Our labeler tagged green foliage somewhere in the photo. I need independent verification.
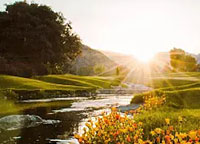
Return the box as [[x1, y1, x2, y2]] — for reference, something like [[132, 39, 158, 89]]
[[170, 48, 197, 72], [0, 92, 18, 115], [0, 2, 81, 77], [116, 66, 120, 76], [76, 66, 94, 76], [197, 64, 200, 72], [93, 64, 105, 75]]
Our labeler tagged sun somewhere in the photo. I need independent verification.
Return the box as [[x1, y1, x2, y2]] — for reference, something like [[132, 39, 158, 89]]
[[133, 51, 155, 63]]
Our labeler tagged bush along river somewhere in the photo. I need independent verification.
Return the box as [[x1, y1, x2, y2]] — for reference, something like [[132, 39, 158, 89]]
[[0, 85, 151, 144]]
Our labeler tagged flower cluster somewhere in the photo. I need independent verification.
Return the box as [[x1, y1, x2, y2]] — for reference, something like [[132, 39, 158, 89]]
[[75, 109, 200, 144], [149, 117, 200, 144], [75, 107, 144, 144], [128, 95, 166, 115], [74, 93, 199, 144], [143, 95, 166, 110]]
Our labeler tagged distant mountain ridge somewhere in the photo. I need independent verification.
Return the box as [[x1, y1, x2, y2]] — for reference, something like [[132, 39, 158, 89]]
[[102, 50, 200, 65], [70, 47, 199, 76], [69, 45, 117, 75], [101, 50, 137, 68], [101, 50, 200, 73]]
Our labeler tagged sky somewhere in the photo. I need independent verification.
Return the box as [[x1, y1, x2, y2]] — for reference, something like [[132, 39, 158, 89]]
[[0, 0, 200, 60]]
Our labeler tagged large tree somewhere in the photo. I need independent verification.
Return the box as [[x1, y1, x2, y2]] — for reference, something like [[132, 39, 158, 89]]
[[0, 2, 81, 76], [170, 48, 197, 72]]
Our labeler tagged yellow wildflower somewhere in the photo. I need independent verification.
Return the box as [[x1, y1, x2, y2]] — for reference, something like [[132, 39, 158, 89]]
[[178, 116, 183, 122], [111, 107, 117, 111], [155, 128, 162, 134], [179, 133, 187, 139], [138, 138, 143, 144], [165, 118, 170, 125], [138, 122, 143, 126], [150, 131, 156, 136], [188, 130, 197, 140]]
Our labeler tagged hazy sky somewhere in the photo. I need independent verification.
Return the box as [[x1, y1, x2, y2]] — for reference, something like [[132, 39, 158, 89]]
[[1, 0, 200, 59]]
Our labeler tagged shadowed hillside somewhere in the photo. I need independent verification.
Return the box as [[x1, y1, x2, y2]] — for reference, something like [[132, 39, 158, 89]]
[[69, 45, 117, 75]]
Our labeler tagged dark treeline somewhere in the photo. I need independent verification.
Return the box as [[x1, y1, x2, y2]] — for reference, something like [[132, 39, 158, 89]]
[[170, 48, 199, 72], [0, 2, 81, 77]]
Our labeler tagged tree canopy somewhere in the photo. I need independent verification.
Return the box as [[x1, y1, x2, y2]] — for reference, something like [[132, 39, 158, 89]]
[[0, 2, 81, 77], [170, 48, 197, 72]]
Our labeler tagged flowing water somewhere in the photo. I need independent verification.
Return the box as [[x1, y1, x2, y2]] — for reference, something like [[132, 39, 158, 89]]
[[0, 94, 138, 144]]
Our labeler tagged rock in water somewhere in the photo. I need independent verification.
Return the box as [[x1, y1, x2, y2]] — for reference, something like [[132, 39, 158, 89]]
[[117, 104, 141, 113], [0, 115, 60, 131], [49, 139, 79, 144]]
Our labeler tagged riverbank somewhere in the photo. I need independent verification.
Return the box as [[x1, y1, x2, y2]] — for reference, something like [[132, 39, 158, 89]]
[[0, 74, 122, 99], [0, 74, 123, 115], [0, 94, 136, 143], [73, 73, 200, 144]]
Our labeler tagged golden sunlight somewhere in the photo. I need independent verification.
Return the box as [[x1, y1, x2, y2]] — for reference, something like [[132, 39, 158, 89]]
[[133, 51, 155, 63]]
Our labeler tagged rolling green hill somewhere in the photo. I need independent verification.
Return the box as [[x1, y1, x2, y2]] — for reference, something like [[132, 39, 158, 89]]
[[0, 75, 90, 90], [0, 74, 120, 91], [131, 72, 200, 136], [131, 72, 200, 108], [0, 74, 121, 101], [33, 74, 118, 89]]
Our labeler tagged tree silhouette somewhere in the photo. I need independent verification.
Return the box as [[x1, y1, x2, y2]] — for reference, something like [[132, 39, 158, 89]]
[[0, 2, 81, 76], [170, 48, 197, 72]]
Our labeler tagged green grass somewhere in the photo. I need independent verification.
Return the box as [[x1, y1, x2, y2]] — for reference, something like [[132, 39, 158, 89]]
[[0, 75, 91, 90], [0, 74, 122, 115], [131, 72, 200, 105], [147, 78, 196, 88], [134, 106, 200, 139], [143, 72, 200, 88], [0, 91, 72, 115], [159, 72, 200, 78], [131, 72, 200, 137], [34, 74, 117, 89], [0, 74, 121, 102], [0, 74, 120, 91], [160, 81, 200, 91], [131, 84, 200, 107], [62, 74, 121, 88]]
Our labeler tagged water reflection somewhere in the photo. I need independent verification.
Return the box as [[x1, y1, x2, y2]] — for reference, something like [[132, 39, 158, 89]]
[[0, 94, 133, 144], [18, 107, 86, 144]]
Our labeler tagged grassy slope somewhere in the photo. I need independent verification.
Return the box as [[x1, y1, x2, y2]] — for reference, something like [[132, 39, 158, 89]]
[[0, 94, 72, 115], [0, 75, 91, 90], [131, 72, 200, 105], [147, 78, 196, 88], [0, 74, 120, 115], [134, 107, 200, 138], [0, 74, 118, 90], [132, 72, 200, 137], [34, 74, 117, 89], [146, 72, 200, 88]]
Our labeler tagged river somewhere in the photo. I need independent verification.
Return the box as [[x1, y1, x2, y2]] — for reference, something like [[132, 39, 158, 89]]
[[0, 94, 138, 144]]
